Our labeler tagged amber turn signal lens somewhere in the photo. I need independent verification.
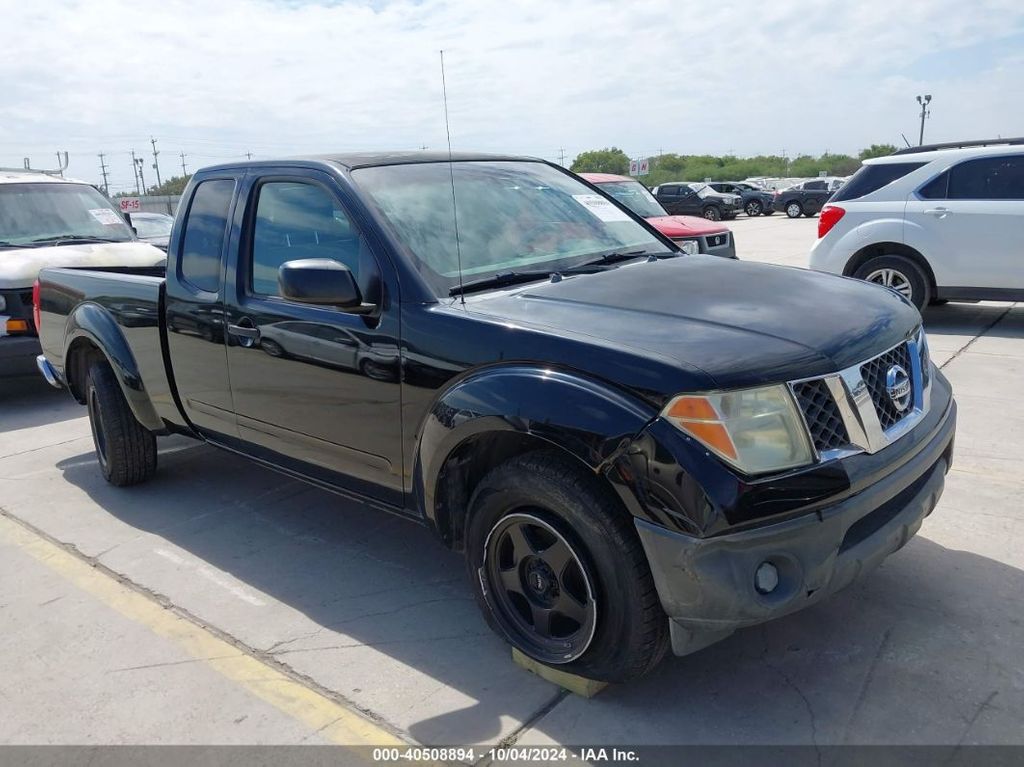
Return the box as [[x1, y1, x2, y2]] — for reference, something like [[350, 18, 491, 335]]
[[666, 396, 718, 421], [5, 319, 30, 334], [665, 395, 740, 460]]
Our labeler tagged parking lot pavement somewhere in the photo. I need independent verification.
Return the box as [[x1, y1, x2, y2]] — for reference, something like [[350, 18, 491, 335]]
[[1, 220, 1022, 749], [729, 213, 819, 268]]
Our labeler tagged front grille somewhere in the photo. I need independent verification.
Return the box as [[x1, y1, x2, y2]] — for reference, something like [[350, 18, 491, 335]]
[[793, 379, 849, 453], [860, 342, 914, 430], [706, 233, 728, 248]]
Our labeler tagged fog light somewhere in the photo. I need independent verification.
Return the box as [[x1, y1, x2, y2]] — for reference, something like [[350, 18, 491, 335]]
[[755, 561, 779, 594]]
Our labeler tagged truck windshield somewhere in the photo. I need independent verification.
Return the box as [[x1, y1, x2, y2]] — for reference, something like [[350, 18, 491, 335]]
[[353, 161, 668, 296], [0, 183, 134, 248], [595, 180, 667, 218]]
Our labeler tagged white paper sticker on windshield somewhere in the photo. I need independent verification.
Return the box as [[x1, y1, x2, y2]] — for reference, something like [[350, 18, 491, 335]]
[[571, 194, 632, 222], [89, 208, 123, 226]]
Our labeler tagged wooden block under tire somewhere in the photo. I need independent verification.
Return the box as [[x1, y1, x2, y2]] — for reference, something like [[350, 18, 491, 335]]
[[511, 649, 608, 698]]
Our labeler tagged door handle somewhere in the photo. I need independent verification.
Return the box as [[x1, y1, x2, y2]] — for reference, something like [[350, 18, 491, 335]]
[[227, 318, 260, 347], [923, 207, 949, 218]]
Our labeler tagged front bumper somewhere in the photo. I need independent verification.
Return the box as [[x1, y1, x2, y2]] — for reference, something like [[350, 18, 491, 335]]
[[635, 394, 956, 656], [0, 336, 43, 378]]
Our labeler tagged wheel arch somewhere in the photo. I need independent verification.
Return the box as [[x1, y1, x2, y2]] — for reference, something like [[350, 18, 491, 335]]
[[843, 242, 937, 293], [63, 303, 163, 432], [413, 365, 656, 551]]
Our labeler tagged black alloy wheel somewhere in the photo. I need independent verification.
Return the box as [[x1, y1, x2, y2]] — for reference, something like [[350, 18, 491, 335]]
[[483, 512, 597, 664]]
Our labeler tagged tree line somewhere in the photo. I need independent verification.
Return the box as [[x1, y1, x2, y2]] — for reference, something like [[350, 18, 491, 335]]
[[570, 144, 898, 186]]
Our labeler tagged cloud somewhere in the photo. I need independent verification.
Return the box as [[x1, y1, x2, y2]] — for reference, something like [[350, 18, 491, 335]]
[[1, 0, 1021, 191]]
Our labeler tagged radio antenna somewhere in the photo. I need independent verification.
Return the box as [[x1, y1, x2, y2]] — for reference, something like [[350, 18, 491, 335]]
[[441, 49, 466, 304]]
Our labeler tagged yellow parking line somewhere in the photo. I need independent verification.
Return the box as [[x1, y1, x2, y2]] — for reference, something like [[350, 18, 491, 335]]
[[0, 512, 405, 748]]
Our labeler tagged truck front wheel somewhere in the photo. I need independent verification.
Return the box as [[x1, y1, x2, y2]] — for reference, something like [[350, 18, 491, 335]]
[[466, 451, 668, 683], [86, 360, 157, 486]]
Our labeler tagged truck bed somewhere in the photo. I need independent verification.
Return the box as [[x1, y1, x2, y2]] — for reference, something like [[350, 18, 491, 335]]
[[36, 265, 184, 432]]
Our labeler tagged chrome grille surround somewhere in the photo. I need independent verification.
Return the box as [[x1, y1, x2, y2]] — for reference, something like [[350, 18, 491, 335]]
[[788, 329, 931, 462]]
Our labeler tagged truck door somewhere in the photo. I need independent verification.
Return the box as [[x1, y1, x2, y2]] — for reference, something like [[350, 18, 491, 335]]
[[803, 179, 829, 213], [223, 170, 404, 505], [164, 176, 240, 440]]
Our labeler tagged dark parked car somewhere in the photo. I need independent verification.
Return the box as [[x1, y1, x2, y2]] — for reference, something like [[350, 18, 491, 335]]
[[651, 182, 741, 221], [35, 152, 955, 683], [708, 181, 776, 217], [774, 177, 846, 218]]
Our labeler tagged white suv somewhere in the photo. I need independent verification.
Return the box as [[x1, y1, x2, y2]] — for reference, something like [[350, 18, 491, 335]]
[[809, 139, 1024, 310]]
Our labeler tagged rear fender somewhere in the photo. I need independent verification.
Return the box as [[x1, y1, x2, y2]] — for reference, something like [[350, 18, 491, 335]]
[[65, 302, 163, 432], [414, 365, 658, 545]]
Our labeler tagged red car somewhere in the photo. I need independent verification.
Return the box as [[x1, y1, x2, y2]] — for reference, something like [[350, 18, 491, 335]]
[[580, 173, 736, 258]]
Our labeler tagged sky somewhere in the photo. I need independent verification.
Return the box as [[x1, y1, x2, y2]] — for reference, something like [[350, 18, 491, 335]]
[[1, 0, 1022, 194]]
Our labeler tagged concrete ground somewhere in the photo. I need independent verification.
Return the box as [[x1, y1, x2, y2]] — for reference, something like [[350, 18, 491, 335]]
[[1, 214, 1022, 751]]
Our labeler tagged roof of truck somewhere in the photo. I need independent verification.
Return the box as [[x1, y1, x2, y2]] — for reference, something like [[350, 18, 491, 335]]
[[201, 151, 542, 173], [0, 170, 87, 185]]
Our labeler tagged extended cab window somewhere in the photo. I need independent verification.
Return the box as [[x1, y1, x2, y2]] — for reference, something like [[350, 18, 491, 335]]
[[804, 180, 827, 190], [948, 155, 1024, 200], [180, 179, 235, 293], [250, 182, 360, 297]]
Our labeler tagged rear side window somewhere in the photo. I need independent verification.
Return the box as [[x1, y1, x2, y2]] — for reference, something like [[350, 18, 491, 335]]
[[918, 171, 948, 200], [180, 179, 235, 293], [831, 162, 926, 202], [948, 155, 1024, 200], [804, 180, 827, 190]]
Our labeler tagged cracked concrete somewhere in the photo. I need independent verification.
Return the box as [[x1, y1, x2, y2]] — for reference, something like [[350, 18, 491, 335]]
[[2, 215, 1023, 747]]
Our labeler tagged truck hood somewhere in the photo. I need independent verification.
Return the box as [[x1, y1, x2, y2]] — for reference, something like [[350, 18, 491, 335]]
[[463, 255, 920, 390], [645, 215, 729, 238], [0, 242, 166, 290]]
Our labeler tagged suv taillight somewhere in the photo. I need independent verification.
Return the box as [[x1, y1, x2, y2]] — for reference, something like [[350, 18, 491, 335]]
[[32, 279, 42, 332], [818, 205, 845, 238]]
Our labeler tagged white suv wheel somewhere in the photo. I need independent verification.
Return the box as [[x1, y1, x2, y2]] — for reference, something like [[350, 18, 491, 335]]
[[864, 267, 913, 299]]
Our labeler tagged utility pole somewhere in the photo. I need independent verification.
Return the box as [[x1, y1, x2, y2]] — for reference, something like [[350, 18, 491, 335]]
[[97, 153, 110, 195], [130, 150, 141, 194], [150, 137, 163, 190], [134, 152, 147, 194], [245, 151, 253, 160], [558, 148, 566, 166], [916, 94, 932, 146], [180, 151, 188, 177]]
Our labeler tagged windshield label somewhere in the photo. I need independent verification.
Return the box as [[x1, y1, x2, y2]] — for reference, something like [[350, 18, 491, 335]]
[[88, 208, 124, 226], [571, 194, 631, 223]]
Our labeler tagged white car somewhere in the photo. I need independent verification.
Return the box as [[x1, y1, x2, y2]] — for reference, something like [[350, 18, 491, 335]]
[[0, 169, 166, 378], [810, 139, 1024, 310]]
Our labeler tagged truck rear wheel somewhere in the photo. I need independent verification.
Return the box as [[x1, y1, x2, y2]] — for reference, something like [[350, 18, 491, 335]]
[[86, 360, 157, 486], [466, 451, 668, 683]]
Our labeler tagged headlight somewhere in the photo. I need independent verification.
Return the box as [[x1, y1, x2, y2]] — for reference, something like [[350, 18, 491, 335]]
[[662, 384, 813, 474], [673, 239, 699, 255], [0, 294, 6, 312]]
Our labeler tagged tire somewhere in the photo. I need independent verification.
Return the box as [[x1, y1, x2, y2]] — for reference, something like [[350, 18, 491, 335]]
[[466, 450, 669, 683], [785, 201, 803, 218], [702, 206, 722, 221], [853, 255, 931, 311], [86, 360, 157, 486], [744, 200, 763, 217], [763, 209, 775, 216]]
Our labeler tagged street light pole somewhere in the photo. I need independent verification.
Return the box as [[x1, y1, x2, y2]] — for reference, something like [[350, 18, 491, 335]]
[[916, 94, 932, 146]]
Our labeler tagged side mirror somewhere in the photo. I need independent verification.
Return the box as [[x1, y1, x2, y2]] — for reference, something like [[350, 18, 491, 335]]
[[278, 259, 374, 313]]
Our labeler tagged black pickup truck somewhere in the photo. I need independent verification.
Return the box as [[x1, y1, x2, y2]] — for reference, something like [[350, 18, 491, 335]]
[[35, 153, 956, 682]]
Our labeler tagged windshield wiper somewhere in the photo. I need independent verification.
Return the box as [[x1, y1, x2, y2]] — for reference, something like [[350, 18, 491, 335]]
[[575, 248, 675, 268], [450, 271, 555, 297], [26, 235, 126, 247]]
